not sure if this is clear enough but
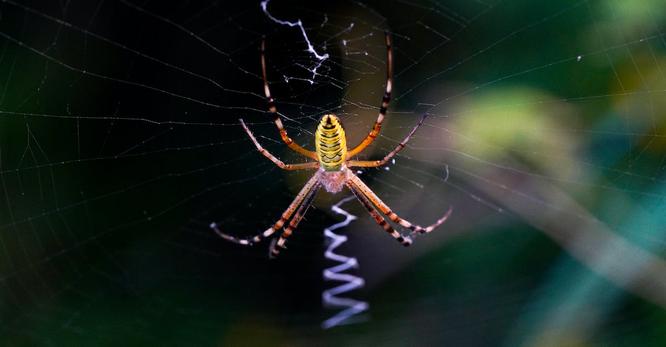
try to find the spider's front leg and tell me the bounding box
[347,32,394,158]
[260,38,318,160]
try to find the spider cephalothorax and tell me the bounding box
[210,33,452,257]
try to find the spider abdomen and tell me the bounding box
[315,114,347,171]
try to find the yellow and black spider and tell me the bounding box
[210,33,452,257]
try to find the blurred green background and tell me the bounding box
[0,0,665,346]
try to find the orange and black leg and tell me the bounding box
[261,38,318,160]
[239,119,319,170]
[270,182,321,257]
[347,32,393,158]
[346,182,413,246]
[210,174,319,245]
[347,114,427,168]
[349,174,452,235]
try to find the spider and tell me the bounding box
[210,33,452,257]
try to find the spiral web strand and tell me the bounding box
[260,0,329,83]
[321,196,369,330]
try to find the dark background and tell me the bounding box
[1,0,665,345]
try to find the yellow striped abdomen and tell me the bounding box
[315,114,347,171]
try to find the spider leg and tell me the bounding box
[347,32,393,158]
[261,38,318,160]
[348,174,452,235]
[240,119,319,170]
[210,173,320,245]
[346,182,413,247]
[347,114,426,168]
[269,182,321,257]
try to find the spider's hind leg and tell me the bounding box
[349,174,452,236]
[347,182,413,247]
[269,183,321,258]
[210,174,319,248]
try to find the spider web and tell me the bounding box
[1,0,665,345]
